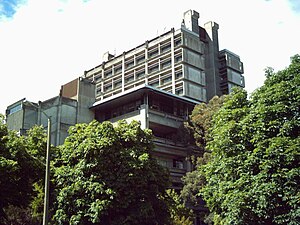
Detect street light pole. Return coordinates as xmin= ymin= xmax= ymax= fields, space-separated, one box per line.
xmin=25 ymin=100 xmax=51 ymax=225
xmin=42 ymin=117 xmax=51 ymax=225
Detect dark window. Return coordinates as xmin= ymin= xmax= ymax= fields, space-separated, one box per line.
xmin=148 ymin=64 xmax=159 ymax=73
xmin=114 ymin=80 xmax=122 ymax=88
xmin=125 ymin=75 xmax=134 ymax=83
xmin=161 ymin=76 xmax=172 ymax=85
xmin=175 ymin=55 xmax=182 ymax=63
xmin=161 ymin=60 xmax=171 ymax=69
xmin=161 ymin=44 xmax=171 ymax=53
xmin=175 ymin=88 xmax=183 ymax=95
xmin=104 ymin=70 xmax=112 ymax=78
xmin=174 ymin=38 xmax=181 ymax=46
xmin=136 ymin=55 xmax=145 ymax=64
xmin=114 ymin=66 xmax=122 ymax=74
xmin=148 ymin=49 xmax=158 ymax=58
xmin=126 ymin=61 xmax=134 ymax=69
xmin=175 ymin=71 xmax=183 ymax=79
xmin=136 ymin=70 xmax=145 ymax=79
xmin=173 ymin=159 xmax=184 ymax=169
xmin=150 ymin=81 xmax=159 ymax=88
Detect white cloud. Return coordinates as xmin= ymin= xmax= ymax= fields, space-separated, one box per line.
xmin=0 ymin=0 xmax=300 ymax=114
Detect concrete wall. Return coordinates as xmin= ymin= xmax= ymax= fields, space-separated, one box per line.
xmin=77 ymin=78 xmax=96 ymax=124
xmin=204 ymin=21 xmax=221 ymax=101
xmin=39 ymin=96 xmax=78 ymax=146
xmin=23 ymin=108 xmax=38 ymax=130
xmin=6 ymin=109 xmax=24 ymax=132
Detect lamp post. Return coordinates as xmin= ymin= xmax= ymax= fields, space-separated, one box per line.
xmin=25 ymin=100 xmax=51 ymax=225
xmin=43 ymin=116 xmax=51 ymax=225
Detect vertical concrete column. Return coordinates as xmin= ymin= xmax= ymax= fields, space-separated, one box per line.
xmin=37 ymin=102 xmax=42 ymax=125
xmin=186 ymin=160 xmax=192 ymax=172
xmin=171 ymin=28 xmax=176 ymax=94
xmin=101 ymin=64 xmax=105 ymax=101
xmin=140 ymin=93 xmax=149 ymax=129
xmin=145 ymin=41 xmax=149 ymax=85
xmin=204 ymin=21 xmax=220 ymax=101
xmin=56 ymin=97 xmax=62 ymax=146
xmin=122 ymin=52 xmax=126 ymax=92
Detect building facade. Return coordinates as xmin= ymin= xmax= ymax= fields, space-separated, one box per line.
xmin=6 ymin=10 xmax=245 ymax=220
xmin=83 ymin=10 xmax=244 ymax=105
xmin=6 ymin=78 xmax=95 ymax=146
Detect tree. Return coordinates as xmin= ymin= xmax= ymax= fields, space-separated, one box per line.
xmin=166 ymin=189 xmax=194 ymax=225
xmin=0 ymin=114 xmax=48 ymax=224
xmin=199 ymin=55 xmax=300 ymax=224
xmin=180 ymin=96 xmax=225 ymax=224
xmin=186 ymin=95 xmax=226 ymax=151
xmin=53 ymin=120 xmax=171 ymax=225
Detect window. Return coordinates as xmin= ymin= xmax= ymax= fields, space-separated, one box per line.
xmin=8 ymin=104 xmax=22 ymax=115
xmin=174 ymin=38 xmax=181 ymax=47
xmin=136 ymin=70 xmax=145 ymax=79
xmin=125 ymin=75 xmax=134 ymax=83
xmin=95 ymin=75 xmax=102 ymax=82
xmin=161 ymin=60 xmax=171 ymax=69
xmin=148 ymin=49 xmax=158 ymax=58
xmin=114 ymin=80 xmax=122 ymax=88
xmin=136 ymin=55 xmax=145 ymax=64
xmin=175 ymin=88 xmax=183 ymax=96
xmin=150 ymin=81 xmax=159 ymax=88
xmin=175 ymin=55 xmax=182 ymax=63
xmin=104 ymin=84 xmax=112 ymax=92
xmin=104 ymin=70 xmax=112 ymax=78
xmin=157 ymin=159 xmax=168 ymax=168
xmin=94 ymin=72 xmax=102 ymax=81
xmin=161 ymin=44 xmax=171 ymax=53
xmin=126 ymin=60 xmax=134 ymax=69
xmin=148 ymin=64 xmax=159 ymax=73
xmin=114 ymin=65 xmax=122 ymax=74
xmin=175 ymin=71 xmax=183 ymax=79
xmin=173 ymin=160 xmax=184 ymax=169
xmin=161 ymin=76 xmax=172 ymax=85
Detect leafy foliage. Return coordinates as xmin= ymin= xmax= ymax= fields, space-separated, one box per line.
xmin=199 ymin=55 xmax=300 ymax=224
xmin=53 ymin=120 xmax=171 ymax=225
xmin=166 ymin=189 xmax=194 ymax=225
xmin=181 ymin=96 xmax=225 ymax=208
xmin=0 ymin=115 xmax=48 ymax=224
xmin=186 ymin=95 xmax=225 ymax=151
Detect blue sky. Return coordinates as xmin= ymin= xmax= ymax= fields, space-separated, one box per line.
xmin=0 ymin=0 xmax=25 ymax=19
xmin=288 ymin=0 xmax=300 ymax=13
xmin=0 ymin=0 xmax=300 ymax=114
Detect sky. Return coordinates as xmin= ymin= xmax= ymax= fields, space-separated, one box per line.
xmin=0 ymin=0 xmax=300 ymax=115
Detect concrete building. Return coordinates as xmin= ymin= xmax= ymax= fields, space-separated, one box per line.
xmin=6 ymin=8 xmax=244 ymax=183
xmin=83 ymin=10 xmax=244 ymax=105
xmin=219 ymin=49 xmax=245 ymax=95
xmin=6 ymin=78 xmax=95 ymax=146
xmin=91 ymin=84 xmax=199 ymax=187
xmin=6 ymin=9 xmax=245 ymax=222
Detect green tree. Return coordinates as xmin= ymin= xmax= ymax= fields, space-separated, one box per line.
xmin=199 ymin=55 xmax=300 ymax=224
xmin=166 ymin=189 xmax=194 ymax=225
xmin=53 ymin=120 xmax=170 ymax=225
xmin=186 ymin=95 xmax=226 ymax=151
xmin=181 ymin=96 xmax=225 ymax=224
xmin=0 ymin=115 xmax=47 ymax=224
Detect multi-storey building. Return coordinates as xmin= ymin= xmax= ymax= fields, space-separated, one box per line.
xmin=82 ymin=10 xmax=244 ymax=104
xmin=6 ymin=8 xmax=244 ymax=196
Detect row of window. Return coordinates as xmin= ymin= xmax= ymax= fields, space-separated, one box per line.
xmin=157 ymin=159 xmax=184 ymax=170
xmin=92 ymin=39 xmax=182 ymax=82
